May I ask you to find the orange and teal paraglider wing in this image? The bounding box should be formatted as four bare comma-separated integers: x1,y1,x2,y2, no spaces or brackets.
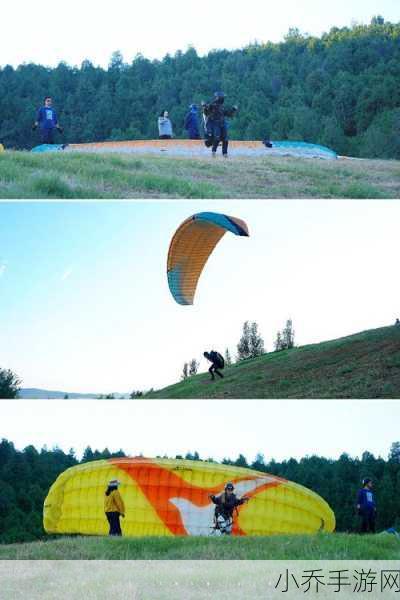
167,212,249,305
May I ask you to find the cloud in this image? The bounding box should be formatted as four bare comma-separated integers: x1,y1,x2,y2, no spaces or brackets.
0,261,7,277
61,267,73,281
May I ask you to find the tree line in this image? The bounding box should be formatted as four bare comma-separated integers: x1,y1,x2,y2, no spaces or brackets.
0,438,399,544
1,17,399,158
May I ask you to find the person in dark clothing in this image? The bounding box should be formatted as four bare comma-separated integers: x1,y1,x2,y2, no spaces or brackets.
210,482,249,534
184,104,200,139
104,479,125,536
201,92,238,157
357,478,376,534
203,350,225,380
33,96,63,144
395,318,400,326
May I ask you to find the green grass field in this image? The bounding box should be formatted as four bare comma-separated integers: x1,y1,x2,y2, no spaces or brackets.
146,326,400,399
0,533,399,560
0,151,399,198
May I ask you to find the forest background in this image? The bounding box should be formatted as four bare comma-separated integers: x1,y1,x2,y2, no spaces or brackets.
1,18,399,159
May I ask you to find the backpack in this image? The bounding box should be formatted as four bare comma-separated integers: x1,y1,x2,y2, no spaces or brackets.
210,351,224,369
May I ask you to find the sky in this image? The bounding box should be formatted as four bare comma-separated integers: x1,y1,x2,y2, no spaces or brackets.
0,399,398,463
1,0,399,69
0,200,399,394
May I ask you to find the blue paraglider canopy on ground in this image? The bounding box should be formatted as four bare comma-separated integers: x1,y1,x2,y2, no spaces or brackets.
31,144,68,153
263,140,337,160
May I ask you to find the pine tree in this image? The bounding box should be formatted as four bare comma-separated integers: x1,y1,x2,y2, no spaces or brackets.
237,321,251,360
237,321,265,360
282,319,295,349
389,442,400,463
249,321,265,357
0,368,21,399
224,348,232,366
274,331,283,351
181,362,189,380
189,359,199,376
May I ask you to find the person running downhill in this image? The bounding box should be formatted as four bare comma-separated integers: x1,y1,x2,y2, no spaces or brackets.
357,478,377,534
203,350,225,380
33,96,63,144
209,482,249,535
104,479,125,536
201,91,238,157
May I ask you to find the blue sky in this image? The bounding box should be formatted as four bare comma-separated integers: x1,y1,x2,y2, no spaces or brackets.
1,0,398,68
1,400,398,463
0,200,399,394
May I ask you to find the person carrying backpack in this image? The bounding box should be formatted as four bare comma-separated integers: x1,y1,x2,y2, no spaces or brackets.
203,350,225,380
201,91,238,157
357,478,377,534
209,482,249,535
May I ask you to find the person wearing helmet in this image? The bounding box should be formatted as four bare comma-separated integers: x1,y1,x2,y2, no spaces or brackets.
357,478,377,533
203,350,225,380
184,104,200,139
209,482,249,534
32,96,63,144
201,91,238,157
104,479,125,536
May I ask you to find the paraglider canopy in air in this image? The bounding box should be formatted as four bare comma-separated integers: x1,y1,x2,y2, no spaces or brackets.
167,212,249,305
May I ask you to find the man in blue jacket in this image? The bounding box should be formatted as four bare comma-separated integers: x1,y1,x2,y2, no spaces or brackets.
357,478,377,533
33,96,63,144
184,104,200,139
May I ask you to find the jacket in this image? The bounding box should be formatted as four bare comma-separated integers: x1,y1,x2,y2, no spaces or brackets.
104,489,125,514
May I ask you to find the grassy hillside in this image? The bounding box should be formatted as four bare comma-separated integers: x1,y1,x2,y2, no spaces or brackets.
147,326,400,399
0,151,399,199
0,533,399,560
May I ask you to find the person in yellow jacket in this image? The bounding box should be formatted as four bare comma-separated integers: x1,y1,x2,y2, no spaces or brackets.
104,479,125,536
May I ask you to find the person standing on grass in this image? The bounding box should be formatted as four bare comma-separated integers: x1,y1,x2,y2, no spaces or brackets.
184,104,200,139
104,479,125,536
32,96,63,144
395,318,400,326
357,478,377,534
203,350,225,381
158,110,174,139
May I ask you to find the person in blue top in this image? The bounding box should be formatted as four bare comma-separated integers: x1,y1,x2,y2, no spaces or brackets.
33,96,63,144
184,104,200,139
357,478,377,533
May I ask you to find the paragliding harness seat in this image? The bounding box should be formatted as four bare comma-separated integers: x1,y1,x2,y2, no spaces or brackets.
211,503,238,536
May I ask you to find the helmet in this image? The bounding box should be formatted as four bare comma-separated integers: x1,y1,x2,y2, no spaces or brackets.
189,104,197,110
225,482,234,491
362,478,372,486
214,91,225,104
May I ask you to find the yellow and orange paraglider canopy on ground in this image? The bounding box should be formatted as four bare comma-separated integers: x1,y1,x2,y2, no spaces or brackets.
167,212,249,305
44,457,335,537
